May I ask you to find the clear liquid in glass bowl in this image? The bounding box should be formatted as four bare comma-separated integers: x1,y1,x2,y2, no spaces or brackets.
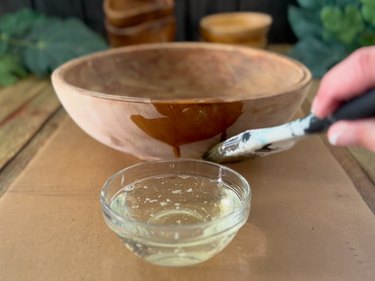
101,160,251,266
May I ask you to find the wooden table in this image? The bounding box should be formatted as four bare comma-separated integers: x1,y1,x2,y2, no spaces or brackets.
1,45,375,281
1,46,374,213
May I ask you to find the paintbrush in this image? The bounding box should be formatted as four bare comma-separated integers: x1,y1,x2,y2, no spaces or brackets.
204,88,375,163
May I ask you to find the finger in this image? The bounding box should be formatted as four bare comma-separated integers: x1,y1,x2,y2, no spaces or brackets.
327,119,375,152
312,46,375,118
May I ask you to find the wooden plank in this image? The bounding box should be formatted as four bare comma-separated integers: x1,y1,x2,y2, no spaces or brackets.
81,0,105,35
186,0,209,40
238,0,296,43
209,0,238,14
238,0,269,11
0,108,66,197
174,0,188,41
32,0,84,19
0,81,60,170
348,149,375,184
0,77,49,122
0,0,33,15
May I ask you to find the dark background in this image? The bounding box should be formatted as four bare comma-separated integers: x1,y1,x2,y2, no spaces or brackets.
0,0,298,43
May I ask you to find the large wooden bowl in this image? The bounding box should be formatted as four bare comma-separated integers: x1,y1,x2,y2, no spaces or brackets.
52,43,311,160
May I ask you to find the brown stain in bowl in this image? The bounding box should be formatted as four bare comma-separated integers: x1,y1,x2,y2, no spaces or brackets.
131,102,243,157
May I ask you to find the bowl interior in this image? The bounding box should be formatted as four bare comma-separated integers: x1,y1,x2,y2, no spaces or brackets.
201,12,272,34
62,44,306,102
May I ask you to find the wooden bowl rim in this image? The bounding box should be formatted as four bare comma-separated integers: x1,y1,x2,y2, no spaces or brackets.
200,12,273,35
52,43,312,104
103,0,174,20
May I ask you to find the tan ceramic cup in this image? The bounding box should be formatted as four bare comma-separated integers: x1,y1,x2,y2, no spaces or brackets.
200,12,273,49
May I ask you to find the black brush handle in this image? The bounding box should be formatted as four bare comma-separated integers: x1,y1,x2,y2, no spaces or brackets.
305,88,375,134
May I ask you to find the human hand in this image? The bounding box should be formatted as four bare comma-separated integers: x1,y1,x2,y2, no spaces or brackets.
311,46,375,152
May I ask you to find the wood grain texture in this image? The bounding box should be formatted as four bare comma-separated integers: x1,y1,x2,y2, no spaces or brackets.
239,0,296,43
186,0,209,40
0,108,66,196
0,44,374,215
0,77,60,170
82,0,105,34
173,0,188,41
0,0,298,42
0,0,33,14
348,148,375,184
32,0,84,19
52,43,311,160
211,0,239,13
0,77,48,122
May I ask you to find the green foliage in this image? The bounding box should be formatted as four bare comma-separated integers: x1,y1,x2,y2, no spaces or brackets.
288,0,375,78
0,54,28,86
23,18,107,75
289,37,347,77
297,0,324,9
288,6,322,39
359,29,375,45
361,0,375,25
0,9,44,55
0,9,108,86
321,5,364,44
336,0,360,7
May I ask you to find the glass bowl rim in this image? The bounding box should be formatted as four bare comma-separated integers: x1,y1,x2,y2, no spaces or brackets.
100,158,251,231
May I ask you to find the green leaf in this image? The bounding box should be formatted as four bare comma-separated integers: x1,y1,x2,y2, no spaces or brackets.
359,29,375,45
289,36,348,78
0,54,28,86
23,18,108,75
0,33,8,54
321,4,364,44
297,0,321,9
360,0,375,5
0,9,43,36
321,6,342,32
288,6,322,39
297,0,337,9
361,0,375,25
0,9,44,55
336,0,359,7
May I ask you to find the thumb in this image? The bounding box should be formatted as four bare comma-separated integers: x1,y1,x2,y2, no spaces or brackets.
327,119,375,152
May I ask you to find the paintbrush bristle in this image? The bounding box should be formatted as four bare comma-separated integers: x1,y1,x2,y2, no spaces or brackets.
203,142,225,163
204,142,255,163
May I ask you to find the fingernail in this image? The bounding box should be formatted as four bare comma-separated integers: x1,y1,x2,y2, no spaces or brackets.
328,123,346,146
328,131,340,145
328,123,357,146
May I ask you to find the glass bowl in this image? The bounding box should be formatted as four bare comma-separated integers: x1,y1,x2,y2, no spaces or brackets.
100,159,251,266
